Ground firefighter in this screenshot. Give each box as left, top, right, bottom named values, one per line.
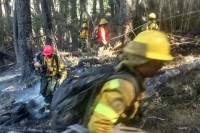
left=34, top=45, right=67, bottom=112
left=88, top=30, right=173, bottom=133
left=96, top=18, right=109, bottom=53
left=142, top=13, right=159, bottom=31
left=79, top=23, right=89, bottom=52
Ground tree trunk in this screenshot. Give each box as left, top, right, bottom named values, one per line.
left=13, top=1, right=19, bottom=64
left=0, top=0, right=2, bottom=17
left=41, top=0, right=52, bottom=44
left=99, top=0, right=104, bottom=17
left=109, top=0, right=115, bottom=17
left=32, top=0, right=42, bottom=52
left=80, top=0, right=87, bottom=24
left=15, top=0, right=33, bottom=81
left=3, top=0, right=12, bottom=42
left=93, top=0, right=97, bottom=15
left=69, top=0, right=78, bottom=46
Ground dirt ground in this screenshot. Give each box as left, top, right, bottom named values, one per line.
left=0, top=42, right=200, bottom=133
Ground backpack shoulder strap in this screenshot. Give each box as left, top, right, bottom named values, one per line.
left=52, top=54, right=59, bottom=74
left=108, top=72, right=141, bottom=102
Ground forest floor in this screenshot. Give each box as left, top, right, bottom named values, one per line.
left=0, top=38, right=200, bottom=133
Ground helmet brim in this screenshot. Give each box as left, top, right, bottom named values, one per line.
left=146, top=52, right=174, bottom=61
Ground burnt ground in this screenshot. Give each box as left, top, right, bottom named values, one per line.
left=0, top=41, right=200, bottom=133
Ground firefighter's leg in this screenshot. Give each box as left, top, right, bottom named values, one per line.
left=78, top=39, right=82, bottom=52
left=82, top=39, right=87, bottom=52
left=45, top=77, right=57, bottom=109
left=40, top=77, right=49, bottom=98
left=40, top=77, right=50, bottom=108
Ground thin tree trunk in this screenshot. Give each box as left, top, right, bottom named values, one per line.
left=93, top=0, right=97, bottom=15
left=69, top=0, right=78, bottom=45
left=109, top=0, right=115, bottom=17
left=32, top=0, right=42, bottom=52
left=80, top=0, right=86, bottom=25
left=13, top=0, right=19, bottom=64
left=99, top=0, right=104, bottom=17
left=3, top=0, right=12, bottom=42
left=0, top=0, right=2, bottom=17
left=41, top=0, right=52, bottom=44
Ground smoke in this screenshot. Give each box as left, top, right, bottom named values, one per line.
left=13, top=82, right=44, bottom=104
left=12, top=82, right=47, bottom=119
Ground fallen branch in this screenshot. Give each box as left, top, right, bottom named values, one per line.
left=140, top=116, right=166, bottom=128
left=146, top=59, right=200, bottom=95
left=177, top=126, right=191, bottom=130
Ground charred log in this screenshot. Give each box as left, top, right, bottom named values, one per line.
left=2, top=103, right=28, bottom=126
left=0, top=125, right=53, bottom=133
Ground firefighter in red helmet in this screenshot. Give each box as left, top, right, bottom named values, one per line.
left=34, top=45, right=67, bottom=113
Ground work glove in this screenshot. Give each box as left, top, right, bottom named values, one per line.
left=113, top=124, right=148, bottom=133
left=34, top=62, right=42, bottom=68
left=48, top=67, right=54, bottom=72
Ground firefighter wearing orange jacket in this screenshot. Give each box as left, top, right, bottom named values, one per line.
left=88, top=30, right=173, bottom=133
left=97, top=18, right=109, bottom=52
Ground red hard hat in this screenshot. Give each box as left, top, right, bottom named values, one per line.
left=43, top=45, right=54, bottom=56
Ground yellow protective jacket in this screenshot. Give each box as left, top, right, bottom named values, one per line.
left=143, top=21, right=159, bottom=31
left=88, top=77, right=145, bottom=133
left=43, top=54, right=67, bottom=79
left=79, top=27, right=88, bottom=39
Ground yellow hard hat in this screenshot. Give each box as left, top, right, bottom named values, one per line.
left=149, top=13, right=156, bottom=19
left=99, top=18, right=108, bottom=25
left=82, top=23, right=88, bottom=28
left=123, top=30, right=173, bottom=61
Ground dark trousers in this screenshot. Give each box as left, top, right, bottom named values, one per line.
left=40, top=76, right=57, bottom=108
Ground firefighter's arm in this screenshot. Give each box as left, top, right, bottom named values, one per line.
left=34, top=62, right=42, bottom=68
left=101, top=28, right=107, bottom=44
left=88, top=79, right=135, bottom=133
left=58, top=59, right=67, bottom=85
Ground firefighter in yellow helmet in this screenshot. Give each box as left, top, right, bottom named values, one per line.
left=88, top=30, right=173, bottom=133
left=79, top=22, right=89, bottom=52
left=142, top=12, right=159, bottom=31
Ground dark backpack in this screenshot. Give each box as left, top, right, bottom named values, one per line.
left=50, top=65, right=141, bottom=132
left=33, top=52, right=59, bottom=76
